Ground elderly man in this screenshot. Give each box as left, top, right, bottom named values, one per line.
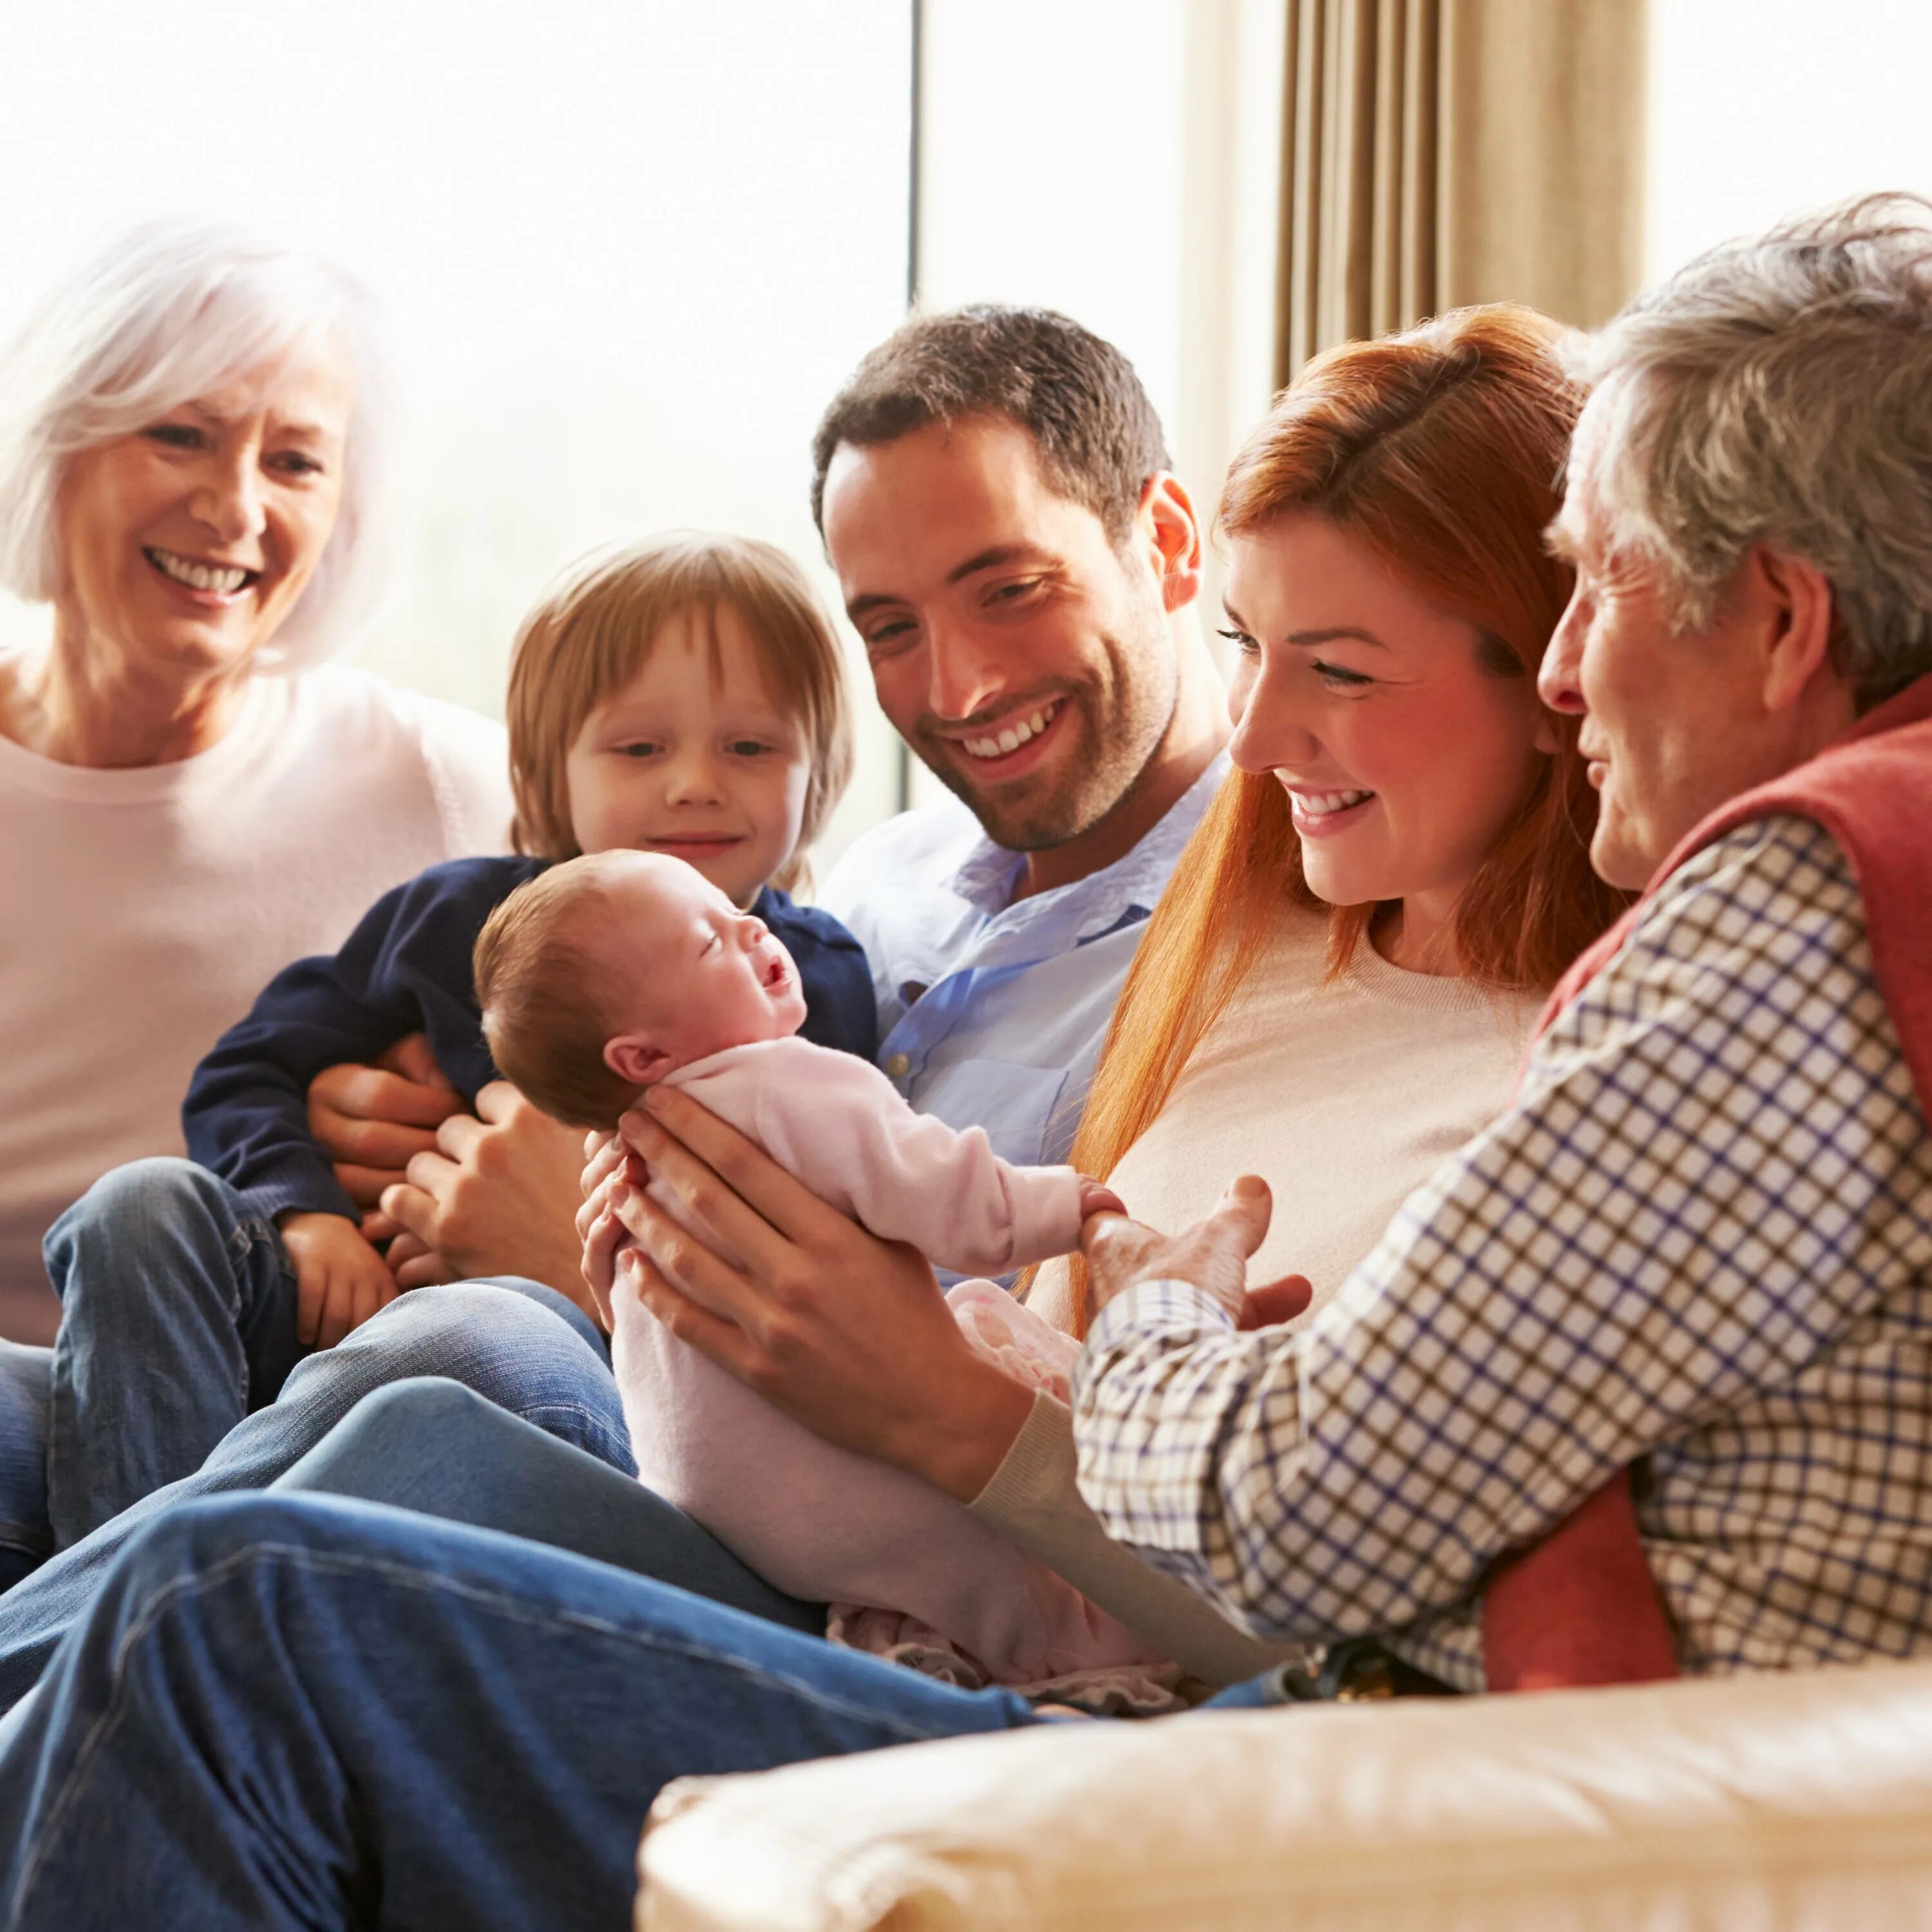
left=1075, top=191, right=1932, bottom=1688
left=1, top=198, right=1927, bottom=1927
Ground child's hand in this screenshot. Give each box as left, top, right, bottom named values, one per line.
left=1077, top=1177, right=1127, bottom=1222
left=279, top=1211, right=401, bottom=1349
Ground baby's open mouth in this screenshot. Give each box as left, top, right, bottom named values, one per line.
left=144, top=547, right=260, bottom=595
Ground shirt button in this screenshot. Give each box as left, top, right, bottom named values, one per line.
left=886, top=1052, right=911, bottom=1079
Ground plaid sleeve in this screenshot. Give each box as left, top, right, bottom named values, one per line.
left=1072, top=816, right=1930, bottom=1665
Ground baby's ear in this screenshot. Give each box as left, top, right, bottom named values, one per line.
left=604, top=1033, right=674, bottom=1088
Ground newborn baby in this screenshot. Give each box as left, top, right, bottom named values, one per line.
left=475, top=852, right=1164, bottom=1698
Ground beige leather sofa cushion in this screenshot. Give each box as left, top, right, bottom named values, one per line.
left=638, top=1658, right=1932, bottom=1930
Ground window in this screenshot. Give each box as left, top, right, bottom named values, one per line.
left=0, top=1, right=1283, bottom=855
left=1649, top=0, right=1932, bottom=276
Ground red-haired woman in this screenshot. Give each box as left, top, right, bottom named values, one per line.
left=1032, top=301, right=1625, bottom=1337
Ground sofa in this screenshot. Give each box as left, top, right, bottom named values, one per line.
left=636, top=1655, right=1932, bottom=1929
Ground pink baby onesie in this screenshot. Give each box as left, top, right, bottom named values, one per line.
left=611, top=1035, right=1171, bottom=1690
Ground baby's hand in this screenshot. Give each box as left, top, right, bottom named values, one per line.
left=279, top=1211, right=401, bottom=1349
left=1077, top=1177, right=1127, bottom=1222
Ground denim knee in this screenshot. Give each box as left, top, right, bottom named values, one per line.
left=43, top=1159, right=246, bottom=1302
left=322, top=1376, right=491, bottom=1451
left=319, top=1285, right=630, bottom=1470
left=110, top=1490, right=331, bottom=1599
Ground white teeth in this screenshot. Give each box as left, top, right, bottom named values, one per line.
left=1293, top=788, right=1373, bottom=817
left=961, top=703, right=1058, bottom=760
left=149, top=548, right=251, bottom=594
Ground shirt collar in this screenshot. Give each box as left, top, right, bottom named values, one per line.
left=946, top=752, right=1231, bottom=936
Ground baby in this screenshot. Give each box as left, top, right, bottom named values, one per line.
left=475, top=850, right=1175, bottom=1701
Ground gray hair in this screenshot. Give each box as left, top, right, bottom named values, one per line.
left=0, top=220, right=394, bottom=670
left=1572, top=191, right=1932, bottom=706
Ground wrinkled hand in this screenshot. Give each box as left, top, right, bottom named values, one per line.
left=1081, top=1175, right=1312, bottom=1329
left=279, top=1210, right=399, bottom=1348
left=598, top=1086, right=1036, bottom=1500
left=379, top=1080, right=594, bottom=1313
left=307, top=1033, right=464, bottom=1243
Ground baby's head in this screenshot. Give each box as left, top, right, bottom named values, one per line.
left=504, top=532, right=852, bottom=905
left=475, top=850, right=809, bottom=1128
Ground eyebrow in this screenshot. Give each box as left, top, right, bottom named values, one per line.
left=1223, top=603, right=1389, bottom=650
left=846, top=544, right=1054, bottom=621
left=181, top=401, right=338, bottom=442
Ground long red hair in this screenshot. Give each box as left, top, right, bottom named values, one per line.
left=1054, top=305, right=1625, bottom=1333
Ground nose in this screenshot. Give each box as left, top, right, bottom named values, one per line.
left=188, top=446, right=266, bottom=548
left=735, top=913, right=768, bottom=950
left=923, top=614, right=1017, bottom=725
left=662, top=744, right=726, bottom=806
left=1539, top=592, right=1588, bottom=715
left=1227, top=650, right=1321, bottom=776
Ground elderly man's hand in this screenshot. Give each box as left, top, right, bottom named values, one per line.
left=1081, top=1175, right=1312, bottom=1329
left=377, top=1081, right=598, bottom=1318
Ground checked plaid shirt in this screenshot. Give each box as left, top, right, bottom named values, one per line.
left=1072, top=813, right=1932, bottom=1690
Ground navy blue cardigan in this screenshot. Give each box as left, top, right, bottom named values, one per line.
left=184, top=856, right=878, bottom=1226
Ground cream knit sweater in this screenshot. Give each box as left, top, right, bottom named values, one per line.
left=974, top=898, right=1546, bottom=1682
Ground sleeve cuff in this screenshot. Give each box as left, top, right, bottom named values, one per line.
left=228, top=1162, right=360, bottom=1227
left=967, top=1387, right=1072, bottom=1520
left=1005, top=1164, right=1086, bottom=1265
left=1084, top=1278, right=1236, bottom=1355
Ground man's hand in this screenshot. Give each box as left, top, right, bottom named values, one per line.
left=279, top=1211, right=400, bottom=1348
left=379, top=1080, right=594, bottom=1313
left=1081, top=1175, right=1312, bottom=1329
left=307, top=1034, right=465, bottom=1243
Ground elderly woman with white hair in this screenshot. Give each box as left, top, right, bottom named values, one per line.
left=0, top=226, right=635, bottom=1598
left=0, top=222, right=511, bottom=1342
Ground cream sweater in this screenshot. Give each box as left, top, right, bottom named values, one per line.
left=0, top=659, right=512, bottom=1341
left=975, top=900, right=1546, bottom=1681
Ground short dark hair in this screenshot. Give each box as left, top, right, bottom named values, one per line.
left=810, top=305, right=1171, bottom=544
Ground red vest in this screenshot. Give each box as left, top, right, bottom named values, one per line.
left=1482, top=671, right=1932, bottom=1692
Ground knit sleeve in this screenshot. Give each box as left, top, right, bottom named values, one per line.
left=182, top=857, right=535, bottom=1224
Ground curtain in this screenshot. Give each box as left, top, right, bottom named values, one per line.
left=1275, top=0, right=1649, bottom=383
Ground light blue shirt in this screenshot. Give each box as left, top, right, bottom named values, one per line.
left=819, top=756, right=1229, bottom=1196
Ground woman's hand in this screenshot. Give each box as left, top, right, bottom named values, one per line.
left=603, top=1086, right=1036, bottom=1501
left=377, top=1081, right=596, bottom=1314
left=1081, top=1175, right=1313, bottom=1329
left=307, top=1034, right=464, bottom=1242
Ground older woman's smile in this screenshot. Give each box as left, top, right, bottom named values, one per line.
left=142, top=546, right=261, bottom=600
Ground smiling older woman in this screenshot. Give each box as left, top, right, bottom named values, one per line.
left=0, top=223, right=512, bottom=1346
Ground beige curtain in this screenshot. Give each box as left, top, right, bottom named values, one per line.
left=1275, top=0, right=1648, bottom=383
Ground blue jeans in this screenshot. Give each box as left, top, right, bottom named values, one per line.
left=0, top=1184, right=630, bottom=1710
left=0, top=1492, right=1042, bottom=1930
left=274, top=1376, right=823, bottom=1634
left=43, top=1158, right=312, bottom=1546
left=0, top=1345, right=50, bottom=1593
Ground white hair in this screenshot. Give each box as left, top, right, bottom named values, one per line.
left=0, top=219, right=395, bottom=670
left=1571, top=192, right=1932, bottom=707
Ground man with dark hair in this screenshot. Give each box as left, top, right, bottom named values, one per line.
left=815, top=305, right=1228, bottom=1188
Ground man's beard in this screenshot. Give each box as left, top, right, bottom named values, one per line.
left=910, top=621, right=1180, bottom=854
